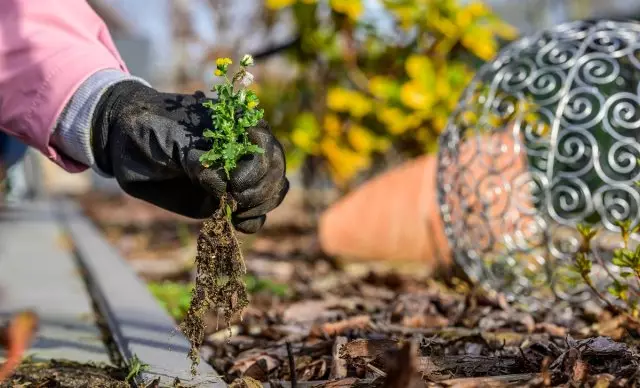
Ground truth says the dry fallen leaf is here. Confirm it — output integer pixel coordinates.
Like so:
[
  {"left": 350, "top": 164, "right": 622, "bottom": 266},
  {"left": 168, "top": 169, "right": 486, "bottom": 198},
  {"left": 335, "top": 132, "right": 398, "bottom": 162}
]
[
  {"left": 228, "top": 351, "right": 281, "bottom": 377},
  {"left": 310, "top": 315, "right": 371, "bottom": 337},
  {"left": 0, "top": 310, "right": 39, "bottom": 381},
  {"left": 229, "top": 376, "right": 262, "bottom": 388},
  {"left": 534, "top": 322, "right": 567, "bottom": 337},
  {"left": 571, "top": 359, "right": 588, "bottom": 386},
  {"left": 340, "top": 339, "right": 399, "bottom": 362},
  {"left": 320, "top": 377, "right": 361, "bottom": 387}
]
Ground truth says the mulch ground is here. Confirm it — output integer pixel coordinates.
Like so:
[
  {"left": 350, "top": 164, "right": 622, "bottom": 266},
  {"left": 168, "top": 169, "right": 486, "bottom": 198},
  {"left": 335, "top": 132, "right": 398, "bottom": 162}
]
[{"left": 78, "top": 191, "right": 640, "bottom": 388}]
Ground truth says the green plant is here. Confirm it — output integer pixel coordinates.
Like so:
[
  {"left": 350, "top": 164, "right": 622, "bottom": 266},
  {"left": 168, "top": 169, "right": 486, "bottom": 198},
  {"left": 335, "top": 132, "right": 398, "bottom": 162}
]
[
  {"left": 125, "top": 354, "right": 149, "bottom": 382},
  {"left": 570, "top": 220, "right": 640, "bottom": 320},
  {"left": 244, "top": 275, "right": 292, "bottom": 298},
  {"left": 199, "top": 55, "right": 265, "bottom": 178},
  {"left": 148, "top": 282, "right": 193, "bottom": 321},
  {"left": 151, "top": 277, "right": 290, "bottom": 323},
  {"left": 180, "top": 54, "right": 265, "bottom": 375},
  {"left": 259, "top": 0, "right": 516, "bottom": 191}
]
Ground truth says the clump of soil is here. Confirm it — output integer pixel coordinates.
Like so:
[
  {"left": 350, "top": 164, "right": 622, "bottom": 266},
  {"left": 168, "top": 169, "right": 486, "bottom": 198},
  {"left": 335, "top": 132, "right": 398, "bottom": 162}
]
[
  {"left": 1, "top": 359, "right": 127, "bottom": 387},
  {"left": 180, "top": 194, "right": 249, "bottom": 374}
]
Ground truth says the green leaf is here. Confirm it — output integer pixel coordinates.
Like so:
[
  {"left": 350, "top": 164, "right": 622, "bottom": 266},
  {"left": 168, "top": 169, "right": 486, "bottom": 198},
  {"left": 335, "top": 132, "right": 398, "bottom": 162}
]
[
  {"left": 244, "top": 144, "right": 265, "bottom": 154},
  {"left": 608, "top": 280, "right": 629, "bottom": 300},
  {"left": 613, "top": 248, "right": 634, "bottom": 268},
  {"left": 226, "top": 203, "right": 232, "bottom": 220}
]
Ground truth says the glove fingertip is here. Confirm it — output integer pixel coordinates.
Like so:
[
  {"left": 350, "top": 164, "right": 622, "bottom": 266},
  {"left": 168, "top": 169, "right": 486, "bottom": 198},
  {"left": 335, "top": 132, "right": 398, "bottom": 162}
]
[{"left": 234, "top": 215, "right": 266, "bottom": 234}]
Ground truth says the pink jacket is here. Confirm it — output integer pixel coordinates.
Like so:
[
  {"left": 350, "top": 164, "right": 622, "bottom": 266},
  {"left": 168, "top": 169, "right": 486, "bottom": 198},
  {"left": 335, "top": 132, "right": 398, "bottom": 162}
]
[{"left": 0, "top": 0, "right": 130, "bottom": 172}]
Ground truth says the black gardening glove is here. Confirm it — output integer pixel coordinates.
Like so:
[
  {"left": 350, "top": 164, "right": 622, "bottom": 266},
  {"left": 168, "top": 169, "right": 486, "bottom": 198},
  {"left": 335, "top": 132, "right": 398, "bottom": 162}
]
[{"left": 90, "top": 81, "right": 289, "bottom": 234}]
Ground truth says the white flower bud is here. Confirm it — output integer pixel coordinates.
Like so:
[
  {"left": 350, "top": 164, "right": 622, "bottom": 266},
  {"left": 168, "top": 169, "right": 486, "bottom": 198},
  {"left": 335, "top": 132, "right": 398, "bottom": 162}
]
[
  {"left": 240, "top": 72, "right": 255, "bottom": 87},
  {"left": 240, "top": 54, "right": 254, "bottom": 67}
]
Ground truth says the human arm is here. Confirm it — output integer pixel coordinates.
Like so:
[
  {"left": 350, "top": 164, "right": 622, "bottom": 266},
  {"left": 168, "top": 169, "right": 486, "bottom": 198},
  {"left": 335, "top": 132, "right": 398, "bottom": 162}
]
[
  {"left": 0, "top": 0, "right": 288, "bottom": 232},
  {"left": 0, "top": 0, "right": 140, "bottom": 172}
]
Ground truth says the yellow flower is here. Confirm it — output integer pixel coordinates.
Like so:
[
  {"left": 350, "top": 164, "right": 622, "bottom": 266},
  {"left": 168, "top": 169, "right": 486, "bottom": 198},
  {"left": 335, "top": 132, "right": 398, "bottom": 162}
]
[
  {"left": 378, "top": 106, "right": 403, "bottom": 125},
  {"left": 487, "top": 113, "right": 504, "bottom": 127},
  {"left": 432, "top": 109, "right": 449, "bottom": 133},
  {"left": 435, "top": 76, "right": 451, "bottom": 100},
  {"left": 347, "top": 124, "right": 376, "bottom": 152},
  {"left": 426, "top": 13, "right": 458, "bottom": 37},
  {"left": 400, "top": 81, "right": 434, "bottom": 111},
  {"left": 369, "top": 76, "right": 396, "bottom": 99},
  {"left": 330, "top": 0, "right": 363, "bottom": 20},
  {"left": 327, "top": 87, "right": 352, "bottom": 112},
  {"left": 466, "top": 1, "right": 490, "bottom": 17},
  {"left": 348, "top": 95, "right": 371, "bottom": 118},
  {"left": 462, "top": 28, "right": 497, "bottom": 61},
  {"left": 266, "top": 0, "right": 296, "bottom": 9},
  {"left": 291, "top": 112, "right": 319, "bottom": 154},
  {"left": 391, "top": 6, "right": 415, "bottom": 28},
  {"left": 324, "top": 114, "right": 342, "bottom": 137},
  {"left": 321, "top": 139, "right": 368, "bottom": 184},
  {"left": 377, "top": 107, "right": 413, "bottom": 135},
  {"left": 405, "top": 55, "right": 430, "bottom": 80},
  {"left": 405, "top": 55, "right": 435, "bottom": 87},
  {"left": 247, "top": 101, "right": 258, "bottom": 109},
  {"left": 461, "top": 111, "right": 478, "bottom": 126},
  {"left": 406, "top": 112, "right": 425, "bottom": 128},
  {"left": 455, "top": 9, "right": 473, "bottom": 29},
  {"left": 326, "top": 87, "right": 371, "bottom": 118},
  {"left": 472, "top": 40, "right": 498, "bottom": 61},
  {"left": 447, "top": 94, "right": 459, "bottom": 111},
  {"left": 216, "top": 57, "right": 233, "bottom": 66},
  {"left": 495, "top": 22, "right": 519, "bottom": 40},
  {"left": 214, "top": 69, "right": 223, "bottom": 77}
]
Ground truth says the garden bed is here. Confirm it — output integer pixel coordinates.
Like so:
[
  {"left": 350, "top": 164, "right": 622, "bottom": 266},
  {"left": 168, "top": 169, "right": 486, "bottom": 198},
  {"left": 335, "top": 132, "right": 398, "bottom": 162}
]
[
  {"left": 2, "top": 359, "right": 128, "bottom": 387},
  {"left": 76, "top": 190, "right": 640, "bottom": 387}
]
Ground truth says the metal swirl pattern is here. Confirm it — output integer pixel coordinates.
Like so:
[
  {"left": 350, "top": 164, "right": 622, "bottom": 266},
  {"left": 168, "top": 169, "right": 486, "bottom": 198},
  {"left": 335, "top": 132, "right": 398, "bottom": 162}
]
[{"left": 436, "top": 20, "right": 640, "bottom": 306}]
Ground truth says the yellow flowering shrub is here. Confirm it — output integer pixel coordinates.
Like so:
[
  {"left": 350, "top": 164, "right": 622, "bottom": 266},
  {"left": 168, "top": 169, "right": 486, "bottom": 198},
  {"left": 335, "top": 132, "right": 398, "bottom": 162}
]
[{"left": 262, "top": 0, "right": 518, "bottom": 190}]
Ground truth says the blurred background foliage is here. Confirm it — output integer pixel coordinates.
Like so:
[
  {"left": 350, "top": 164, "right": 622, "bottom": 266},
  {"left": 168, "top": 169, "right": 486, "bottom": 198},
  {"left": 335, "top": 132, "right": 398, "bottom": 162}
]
[
  {"left": 31, "top": 0, "right": 640, "bottom": 203},
  {"left": 256, "top": 0, "right": 518, "bottom": 194}
]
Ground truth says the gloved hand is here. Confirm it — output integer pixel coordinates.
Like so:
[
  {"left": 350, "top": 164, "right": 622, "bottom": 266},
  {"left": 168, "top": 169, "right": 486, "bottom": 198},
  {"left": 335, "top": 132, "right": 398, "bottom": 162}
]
[{"left": 90, "top": 81, "right": 289, "bottom": 234}]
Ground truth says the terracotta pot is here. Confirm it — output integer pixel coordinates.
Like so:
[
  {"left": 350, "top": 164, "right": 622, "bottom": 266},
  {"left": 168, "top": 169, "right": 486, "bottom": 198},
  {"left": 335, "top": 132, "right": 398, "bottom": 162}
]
[
  {"left": 318, "top": 124, "right": 531, "bottom": 274},
  {"left": 318, "top": 155, "right": 450, "bottom": 271}
]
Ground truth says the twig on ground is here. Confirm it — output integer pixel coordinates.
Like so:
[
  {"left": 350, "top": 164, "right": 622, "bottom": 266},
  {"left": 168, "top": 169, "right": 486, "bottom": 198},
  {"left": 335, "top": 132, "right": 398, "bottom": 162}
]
[
  {"left": 330, "top": 336, "right": 348, "bottom": 379},
  {"left": 286, "top": 341, "right": 297, "bottom": 388},
  {"left": 366, "top": 363, "right": 388, "bottom": 378}
]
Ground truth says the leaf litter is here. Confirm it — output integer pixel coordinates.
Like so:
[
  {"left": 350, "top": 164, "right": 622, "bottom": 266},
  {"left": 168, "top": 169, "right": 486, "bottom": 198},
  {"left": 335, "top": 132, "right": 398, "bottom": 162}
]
[{"left": 81, "top": 193, "right": 640, "bottom": 388}]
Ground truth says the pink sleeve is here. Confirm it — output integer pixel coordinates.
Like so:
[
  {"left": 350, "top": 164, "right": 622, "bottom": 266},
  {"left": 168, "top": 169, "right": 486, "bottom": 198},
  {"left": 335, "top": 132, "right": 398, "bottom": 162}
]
[{"left": 0, "top": 0, "right": 130, "bottom": 172}]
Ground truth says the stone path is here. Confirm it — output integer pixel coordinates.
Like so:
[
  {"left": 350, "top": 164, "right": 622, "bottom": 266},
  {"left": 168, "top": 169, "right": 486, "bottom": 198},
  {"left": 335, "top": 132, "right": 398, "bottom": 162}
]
[
  {"left": 0, "top": 201, "right": 111, "bottom": 364},
  {"left": 0, "top": 200, "right": 226, "bottom": 387}
]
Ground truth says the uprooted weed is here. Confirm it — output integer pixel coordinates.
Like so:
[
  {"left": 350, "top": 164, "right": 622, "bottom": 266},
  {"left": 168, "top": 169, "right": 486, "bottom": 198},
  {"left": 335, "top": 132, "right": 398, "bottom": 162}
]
[
  {"left": 179, "top": 54, "right": 262, "bottom": 375},
  {"left": 180, "top": 194, "right": 249, "bottom": 374}
]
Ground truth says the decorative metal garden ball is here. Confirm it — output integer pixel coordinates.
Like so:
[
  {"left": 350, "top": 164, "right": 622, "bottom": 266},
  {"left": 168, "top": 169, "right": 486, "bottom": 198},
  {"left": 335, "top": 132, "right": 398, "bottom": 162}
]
[{"left": 436, "top": 19, "right": 640, "bottom": 307}]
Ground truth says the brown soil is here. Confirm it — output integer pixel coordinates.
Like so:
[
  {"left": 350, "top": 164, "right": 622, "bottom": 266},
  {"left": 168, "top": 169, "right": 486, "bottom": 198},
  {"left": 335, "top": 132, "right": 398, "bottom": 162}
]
[
  {"left": 180, "top": 194, "right": 249, "bottom": 374},
  {"left": 1, "top": 359, "right": 128, "bottom": 387},
  {"left": 80, "top": 190, "right": 640, "bottom": 387}
]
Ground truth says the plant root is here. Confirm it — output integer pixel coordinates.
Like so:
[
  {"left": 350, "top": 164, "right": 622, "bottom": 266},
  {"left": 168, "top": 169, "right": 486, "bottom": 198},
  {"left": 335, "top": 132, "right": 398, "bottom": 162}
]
[{"left": 180, "top": 193, "right": 249, "bottom": 375}]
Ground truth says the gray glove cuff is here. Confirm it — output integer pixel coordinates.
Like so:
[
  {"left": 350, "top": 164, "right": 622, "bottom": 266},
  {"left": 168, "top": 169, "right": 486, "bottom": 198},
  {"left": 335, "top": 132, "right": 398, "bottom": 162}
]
[{"left": 51, "top": 69, "right": 150, "bottom": 176}]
